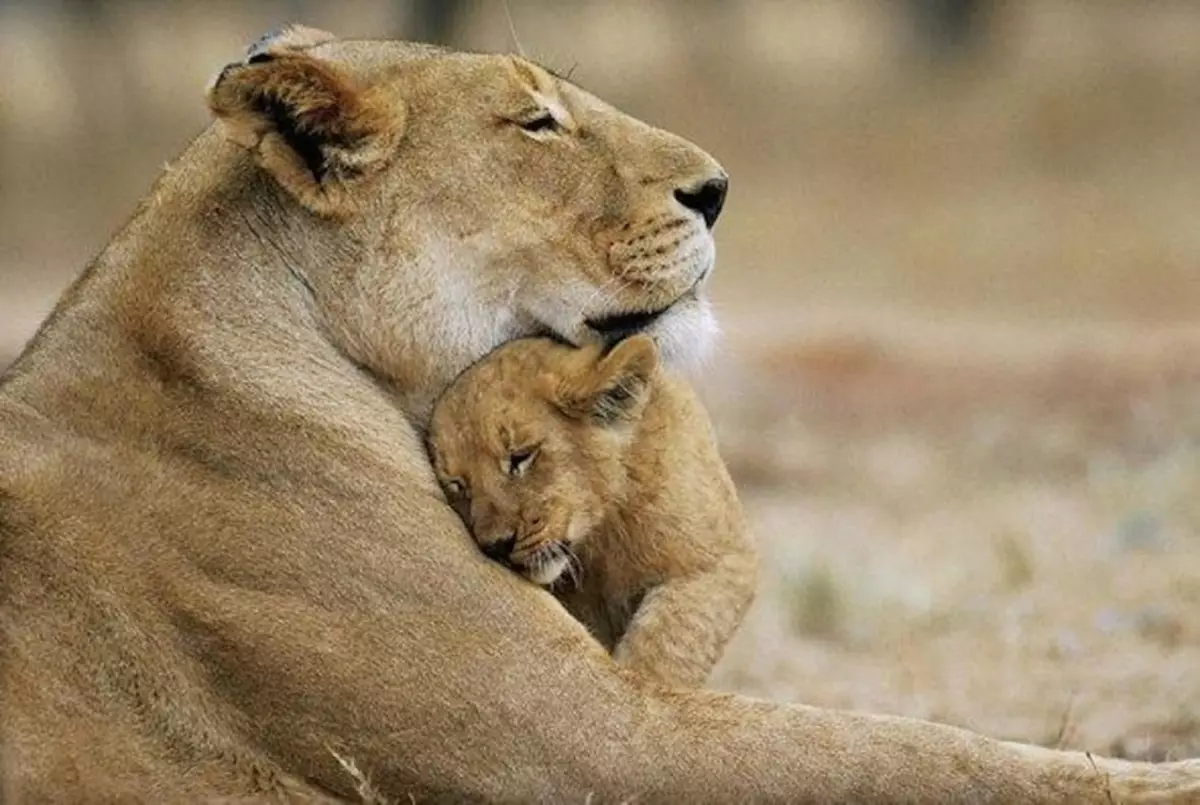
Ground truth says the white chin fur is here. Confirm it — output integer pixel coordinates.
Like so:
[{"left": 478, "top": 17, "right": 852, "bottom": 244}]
[
  {"left": 522, "top": 279, "right": 720, "bottom": 373},
  {"left": 527, "top": 555, "right": 570, "bottom": 587},
  {"left": 650, "top": 296, "right": 719, "bottom": 375}
]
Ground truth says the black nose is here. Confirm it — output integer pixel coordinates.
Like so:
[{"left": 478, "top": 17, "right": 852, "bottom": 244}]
[
  {"left": 674, "top": 176, "right": 728, "bottom": 229},
  {"left": 482, "top": 534, "right": 517, "bottom": 563}
]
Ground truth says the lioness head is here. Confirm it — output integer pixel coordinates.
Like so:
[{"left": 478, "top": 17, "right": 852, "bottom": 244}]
[
  {"left": 205, "top": 26, "right": 726, "bottom": 416},
  {"left": 427, "top": 335, "right": 659, "bottom": 585}
]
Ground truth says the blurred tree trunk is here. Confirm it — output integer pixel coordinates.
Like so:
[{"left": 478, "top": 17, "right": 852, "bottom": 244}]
[
  {"left": 259, "top": 0, "right": 468, "bottom": 47},
  {"left": 58, "top": 0, "right": 142, "bottom": 142},
  {"left": 406, "top": 0, "right": 467, "bottom": 46},
  {"left": 905, "top": 0, "right": 993, "bottom": 63}
]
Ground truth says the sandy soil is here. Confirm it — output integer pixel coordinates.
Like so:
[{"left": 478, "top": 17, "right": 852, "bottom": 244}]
[{"left": 704, "top": 320, "right": 1200, "bottom": 759}]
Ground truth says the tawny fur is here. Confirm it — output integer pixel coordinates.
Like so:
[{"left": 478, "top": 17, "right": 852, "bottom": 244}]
[
  {"left": 0, "top": 24, "right": 1197, "bottom": 804},
  {"left": 428, "top": 335, "right": 758, "bottom": 689}
]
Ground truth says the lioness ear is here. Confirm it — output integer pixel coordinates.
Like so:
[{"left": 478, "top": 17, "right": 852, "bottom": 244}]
[
  {"left": 206, "top": 30, "right": 404, "bottom": 216},
  {"left": 551, "top": 335, "right": 661, "bottom": 424},
  {"left": 244, "top": 23, "right": 336, "bottom": 61}
]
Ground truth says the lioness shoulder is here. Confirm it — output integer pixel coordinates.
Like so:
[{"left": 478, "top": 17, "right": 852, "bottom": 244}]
[{"left": 427, "top": 335, "right": 758, "bottom": 687}]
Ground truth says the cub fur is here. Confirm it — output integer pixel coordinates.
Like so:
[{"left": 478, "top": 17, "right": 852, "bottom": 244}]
[{"left": 428, "top": 335, "right": 757, "bottom": 688}]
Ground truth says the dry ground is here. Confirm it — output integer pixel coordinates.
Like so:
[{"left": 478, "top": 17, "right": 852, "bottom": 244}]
[
  {"left": 2, "top": 0, "right": 1199, "bottom": 762},
  {"left": 704, "top": 319, "right": 1200, "bottom": 760}
]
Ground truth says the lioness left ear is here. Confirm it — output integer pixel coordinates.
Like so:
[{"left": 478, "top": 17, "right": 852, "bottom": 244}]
[
  {"left": 206, "top": 33, "right": 404, "bottom": 217},
  {"left": 552, "top": 335, "right": 660, "bottom": 424}
]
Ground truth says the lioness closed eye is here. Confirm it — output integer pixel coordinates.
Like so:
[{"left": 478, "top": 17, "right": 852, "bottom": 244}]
[{"left": 428, "top": 334, "right": 758, "bottom": 688}]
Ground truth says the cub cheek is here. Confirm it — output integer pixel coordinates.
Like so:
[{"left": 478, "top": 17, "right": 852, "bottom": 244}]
[
  {"left": 563, "top": 511, "right": 596, "bottom": 546},
  {"left": 523, "top": 511, "right": 546, "bottom": 534}
]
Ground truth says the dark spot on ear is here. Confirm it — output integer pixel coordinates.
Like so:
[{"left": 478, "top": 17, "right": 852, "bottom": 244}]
[
  {"left": 214, "top": 63, "right": 238, "bottom": 85},
  {"left": 253, "top": 94, "right": 328, "bottom": 181},
  {"left": 249, "top": 89, "right": 367, "bottom": 184},
  {"left": 593, "top": 382, "right": 636, "bottom": 424},
  {"left": 246, "top": 24, "right": 289, "bottom": 61},
  {"left": 604, "top": 383, "right": 634, "bottom": 405}
]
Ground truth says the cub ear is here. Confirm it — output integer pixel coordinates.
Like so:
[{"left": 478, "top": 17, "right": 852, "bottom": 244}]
[
  {"left": 206, "top": 29, "right": 404, "bottom": 217},
  {"left": 551, "top": 335, "right": 661, "bottom": 424}
]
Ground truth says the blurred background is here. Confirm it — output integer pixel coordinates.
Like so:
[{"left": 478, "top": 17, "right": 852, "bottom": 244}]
[{"left": 3, "top": 0, "right": 1199, "bottom": 759}]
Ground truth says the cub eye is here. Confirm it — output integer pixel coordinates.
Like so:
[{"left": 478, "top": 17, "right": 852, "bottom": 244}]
[
  {"left": 519, "top": 113, "right": 559, "bottom": 134},
  {"left": 506, "top": 447, "right": 539, "bottom": 477},
  {"left": 443, "top": 479, "right": 468, "bottom": 499}
]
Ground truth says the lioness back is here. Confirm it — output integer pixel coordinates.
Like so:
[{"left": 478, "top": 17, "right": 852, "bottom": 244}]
[{"left": 428, "top": 335, "right": 758, "bottom": 686}]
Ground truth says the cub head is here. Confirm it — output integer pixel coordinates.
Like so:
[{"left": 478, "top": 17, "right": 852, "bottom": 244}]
[
  {"left": 205, "top": 26, "right": 726, "bottom": 416},
  {"left": 427, "top": 335, "right": 660, "bottom": 585}
]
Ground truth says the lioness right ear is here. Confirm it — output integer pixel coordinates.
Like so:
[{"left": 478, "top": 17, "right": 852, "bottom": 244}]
[
  {"left": 551, "top": 335, "right": 661, "bottom": 424},
  {"left": 206, "top": 32, "right": 405, "bottom": 217}
]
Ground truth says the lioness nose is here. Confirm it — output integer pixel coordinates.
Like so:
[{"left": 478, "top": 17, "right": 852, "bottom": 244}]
[
  {"left": 481, "top": 534, "right": 517, "bottom": 563},
  {"left": 674, "top": 176, "right": 728, "bottom": 229}
]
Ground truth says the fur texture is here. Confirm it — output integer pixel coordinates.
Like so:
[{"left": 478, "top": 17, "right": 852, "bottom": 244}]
[
  {"left": 0, "top": 25, "right": 1197, "bottom": 804},
  {"left": 428, "top": 335, "right": 758, "bottom": 688}
]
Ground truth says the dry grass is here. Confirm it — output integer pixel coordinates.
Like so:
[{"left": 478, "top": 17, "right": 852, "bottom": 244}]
[
  {"left": 704, "top": 328, "right": 1200, "bottom": 759},
  {"left": 2, "top": 0, "right": 1199, "bottom": 766}
]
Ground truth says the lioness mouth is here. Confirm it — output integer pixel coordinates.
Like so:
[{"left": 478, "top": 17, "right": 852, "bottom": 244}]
[
  {"left": 585, "top": 270, "right": 709, "bottom": 344},
  {"left": 585, "top": 307, "right": 668, "bottom": 343}
]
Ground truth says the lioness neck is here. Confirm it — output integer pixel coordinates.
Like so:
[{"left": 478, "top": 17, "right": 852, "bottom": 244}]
[{"left": 1, "top": 133, "right": 416, "bottom": 467}]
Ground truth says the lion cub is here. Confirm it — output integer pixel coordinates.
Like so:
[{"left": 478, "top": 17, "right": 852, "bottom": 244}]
[{"left": 427, "top": 335, "right": 757, "bottom": 688}]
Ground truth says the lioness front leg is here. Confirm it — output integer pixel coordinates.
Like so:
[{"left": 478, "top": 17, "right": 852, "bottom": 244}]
[
  {"left": 148, "top": 526, "right": 1200, "bottom": 803},
  {"left": 613, "top": 552, "right": 757, "bottom": 688}
]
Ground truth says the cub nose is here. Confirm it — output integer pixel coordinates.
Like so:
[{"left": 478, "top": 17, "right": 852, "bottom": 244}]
[
  {"left": 674, "top": 175, "right": 728, "bottom": 229},
  {"left": 481, "top": 533, "right": 517, "bottom": 564}
]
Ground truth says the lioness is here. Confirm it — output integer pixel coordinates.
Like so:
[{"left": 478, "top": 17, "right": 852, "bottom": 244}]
[
  {"left": 0, "top": 24, "right": 1198, "bottom": 804},
  {"left": 428, "top": 334, "right": 757, "bottom": 688}
]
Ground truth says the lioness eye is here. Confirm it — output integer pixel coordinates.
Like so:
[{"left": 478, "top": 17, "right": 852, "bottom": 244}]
[
  {"left": 520, "top": 113, "right": 558, "bottom": 134},
  {"left": 506, "top": 448, "right": 538, "bottom": 477}
]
